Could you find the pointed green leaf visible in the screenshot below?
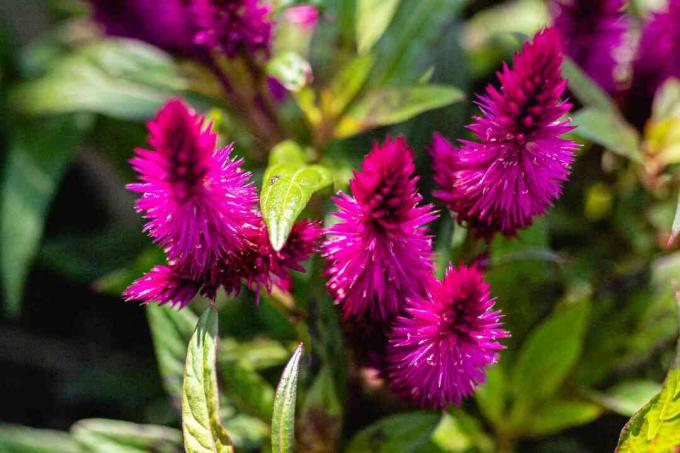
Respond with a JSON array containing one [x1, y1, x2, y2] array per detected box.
[[356, 0, 401, 54], [0, 424, 81, 453], [616, 298, 680, 452], [71, 419, 182, 453], [12, 39, 185, 120], [147, 304, 198, 406], [271, 344, 304, 453], [335, 84, 464, 138], [512, 299, 591, 407], [261, 141, 331, 251], [573, 108, 642, 163], [597, 380, 663, 417], [1, 115, 91, 317], [182, 308, 234, 453], [326, 54, 374, 117], [525, 400, 602, 436], [562, 58, 617, 114], [346, 412, 441, 453], [218, 358, 275, 421], [474, 364, 507, 425]]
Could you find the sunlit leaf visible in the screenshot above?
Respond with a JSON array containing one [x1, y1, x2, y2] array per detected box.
[[271, 344, 304, 453], [12, 39, 186, 120], [572, 108, 642, 163], [71, 418, 182, 453], [596, 380, 663, 417], [525, 400, 602, 436], [1, 115, 91, 317], [335, 84, 463, 138], [356, 0, 401, 54], [260, 141, 332, 251], [182, 308, 234, 453], [0, 424, 81, 453], [324, 54, 374, 117]]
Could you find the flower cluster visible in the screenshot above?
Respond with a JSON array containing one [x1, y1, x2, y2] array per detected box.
[[124, 99, 320, 308], [432, 29, 578, 238], [551, 0, 629, 94]]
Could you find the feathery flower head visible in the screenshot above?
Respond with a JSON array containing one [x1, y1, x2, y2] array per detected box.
[[89, 0, 195, 55], [123, 265, 200, 308], [192, 0, 273, 58], [226, 218, 323, 296], [128, 99, 258, 278], [551, 0, 629, 94], [386, 264, 509, 408], [434, 29, 577, 238], [633, 0, 680, 95], [324, 137, 436, 322]]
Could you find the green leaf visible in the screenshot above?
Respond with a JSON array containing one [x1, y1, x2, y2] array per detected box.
[[298, 366, 343, 452], [71, 419, 182, 453], [572, 108, 642, 163], [326, 54, 374, 117], [512, 299, 591, 410], [474, 364, 507, 425], [182, 308, 234, 453], [616, 299, 680, 452], [356, 0, 401, 54], [271, 343, 304, 453], [0, 424, 81, 453], [669, 190, 680, 247], [525, 400, 602, 436], [562, 58, 617, 114], [335, 84, 464, 138], [218, 358, 276, 421], [346, 412, 441, 453], [1, 115, 91, 317], [597, 380, 663, 417], [219, 338, 290, 370], [12, 39, 185, 120], [261, 141, 332, 251], [431, 411, 494, 453], [147, 305, 198, 407], [266, 51, 311, 92]]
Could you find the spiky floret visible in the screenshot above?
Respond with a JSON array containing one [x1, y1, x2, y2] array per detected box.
[[551, 0, 629, 94], [386, 264, 509, 408], [123, 265, 199, 308], [433, 29, 577, 238], [128, 99, 259, 278], [191, 0, 273, 58], [324, 137, 436, 322]]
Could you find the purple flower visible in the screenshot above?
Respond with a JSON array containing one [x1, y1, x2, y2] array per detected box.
[[324, 137, 436, 322], [551, 0, 629, 94], [386, 264, 509, 408], [89, 0, 195, 55], [633, 0, 680, 96], [433, 29, 577, 238], [191, 0, 273, 58], [123, 265, 199, 308], [128, 99, 259, 279]]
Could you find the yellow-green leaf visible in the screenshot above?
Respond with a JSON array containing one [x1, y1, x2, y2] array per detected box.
[[573, 108, 642, 163], [271, 344, 304, 453], [356, 0, 401, 54]]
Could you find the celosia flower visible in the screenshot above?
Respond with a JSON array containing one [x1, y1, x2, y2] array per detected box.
[[633, 0, 680, 95], [225, 218, 323, 296], [551, 0, 629, 94], [386, 264, 509, 408], [123, 265, 200, 308], [89, 0, 195, 55], [128, 99, 258, 278], [192, 0, 273, 57], [324, 137, 436, 322], [433, 29, 577, 238]]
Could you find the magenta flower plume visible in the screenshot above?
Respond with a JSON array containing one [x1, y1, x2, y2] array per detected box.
[[123, 265, 200, 308], [551, 0, 629, 94], [433, 29, 577, 238], [225, 218, 323, 296], [633, 0, 680, 96], [386, 264, 509, 408], [324, 137, 436, 322], [128, 99, 258, 278], [89, 0, 195, 55], [192, 0, 273, 58]]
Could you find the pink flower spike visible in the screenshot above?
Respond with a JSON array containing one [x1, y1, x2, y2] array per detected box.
[[128, 99, 259, 279], [433, 29, 578, 238], [324, 137, 436, 322], [386, 264, 509, 409], [123, 265, 200, 308]]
